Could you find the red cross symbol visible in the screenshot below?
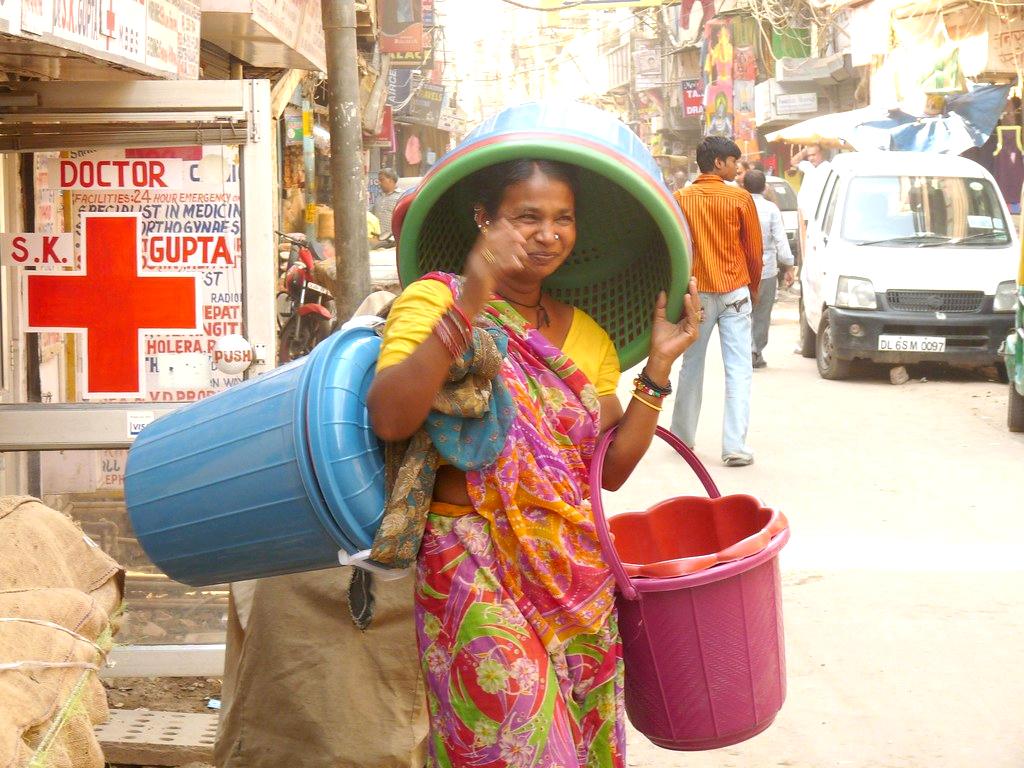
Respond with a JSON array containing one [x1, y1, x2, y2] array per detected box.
[[26, 215, 199, 397]]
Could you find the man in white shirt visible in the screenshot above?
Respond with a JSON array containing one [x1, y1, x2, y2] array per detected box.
[[743, 170, 794, 368], [791, 143, 831, 224]]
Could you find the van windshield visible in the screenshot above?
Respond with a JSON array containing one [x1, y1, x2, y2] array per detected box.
[[842, 175, 1011, 246], [767, 179, 798, 211]]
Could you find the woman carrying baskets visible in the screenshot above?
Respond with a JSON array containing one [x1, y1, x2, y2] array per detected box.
[[367, 158, 701, 768]]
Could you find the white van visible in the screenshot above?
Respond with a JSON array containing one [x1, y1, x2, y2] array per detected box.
[[798, 152, 1020, 379]]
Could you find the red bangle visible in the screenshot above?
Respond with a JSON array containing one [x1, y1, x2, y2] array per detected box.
[[449, 302, 473, 334]]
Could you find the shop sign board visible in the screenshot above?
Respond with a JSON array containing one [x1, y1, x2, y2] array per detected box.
[[988, 13, 1024, 72], [20, 0, 49, 33], [405, 83, 446, 128], [633, 38, 661, 91], [1, 233, 73, 268], [390, 44, 432, 69], [252, 0, 326, 72], [379, 0, 423, 54], [682, 78, 704, 118], [775, 92, 818, 115], [0, 0, 21, 34], [28, 146, 245, 400], [387, 67, 414, 110], [24, 213, 203, 398], [421, 0, 433, 27], [48, 157, 186, 190], [17, 0, 197, 77]]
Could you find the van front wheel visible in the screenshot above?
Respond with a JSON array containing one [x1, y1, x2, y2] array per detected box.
[[1009, 381, 1024, 432], [798, 300, 816, 358], [816, 310, 851, 380]]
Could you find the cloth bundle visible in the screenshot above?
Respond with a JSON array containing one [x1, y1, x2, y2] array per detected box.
[[370, 326, 513, 568]]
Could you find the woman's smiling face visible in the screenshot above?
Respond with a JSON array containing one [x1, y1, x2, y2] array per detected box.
[[494, 168, 577, 281]]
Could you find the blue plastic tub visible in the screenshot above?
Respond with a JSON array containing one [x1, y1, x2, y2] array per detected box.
[[125, 353, 356, 586], [305, 324, 386, 551]]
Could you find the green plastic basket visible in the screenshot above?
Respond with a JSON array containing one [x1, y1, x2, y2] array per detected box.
[[394, 105, 691, 371]]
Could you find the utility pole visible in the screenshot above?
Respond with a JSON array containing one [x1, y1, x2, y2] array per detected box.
[[322, 0, 371, 320]]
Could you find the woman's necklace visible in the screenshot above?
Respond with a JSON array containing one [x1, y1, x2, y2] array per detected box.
[[496, 292, 551, 328]]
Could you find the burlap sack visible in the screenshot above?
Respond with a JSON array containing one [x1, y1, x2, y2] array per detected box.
[[0, 496, 124, 768], [0, 496, 123, 618], [215, 568, 427, 768]]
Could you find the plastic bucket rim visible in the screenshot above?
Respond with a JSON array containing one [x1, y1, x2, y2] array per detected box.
[[304, 325, 383, 552], [611, 499, 787, 578], [395, 134, 689, 370], [625, 526, 790, 594], [292, 340, 361, 553]]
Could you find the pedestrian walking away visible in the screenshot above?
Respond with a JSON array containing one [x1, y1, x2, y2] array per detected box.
[[373, 167, 403, 240], [743, 169, 794, 368], [366, 158, 702, 767], [671, 136, 763, 466]]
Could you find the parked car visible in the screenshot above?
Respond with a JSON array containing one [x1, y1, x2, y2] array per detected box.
[[765, 174, 799, 260], [1004, 242, 1024, 431], [797, 151, 1019, 380]]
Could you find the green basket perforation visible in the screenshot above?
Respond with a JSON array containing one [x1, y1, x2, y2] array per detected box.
[[397, 139, 690, 370]]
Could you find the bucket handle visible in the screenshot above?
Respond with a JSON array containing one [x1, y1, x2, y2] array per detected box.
[[589, 425, 721, 601]]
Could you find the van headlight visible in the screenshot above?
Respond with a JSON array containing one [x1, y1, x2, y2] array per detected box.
[[836, 277, 877, 309], [994, 280, 1018, 312]]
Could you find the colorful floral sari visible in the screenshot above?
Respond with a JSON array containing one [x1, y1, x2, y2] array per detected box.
[[413, 273, 625, 768]]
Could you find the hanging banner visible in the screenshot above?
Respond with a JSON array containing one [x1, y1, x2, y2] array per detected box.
[[387, 68, 414, 113], [703, 18, 734, 138], [379, 0, 423, 54]]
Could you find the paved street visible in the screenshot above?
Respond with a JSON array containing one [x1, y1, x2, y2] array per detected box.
[[608, 295, 1024, 767]]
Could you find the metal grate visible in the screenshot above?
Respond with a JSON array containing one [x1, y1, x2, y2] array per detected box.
[[886, 290, 984, 313]]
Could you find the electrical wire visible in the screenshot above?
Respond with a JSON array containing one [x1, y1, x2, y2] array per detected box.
[[496, 0, 595, 10]]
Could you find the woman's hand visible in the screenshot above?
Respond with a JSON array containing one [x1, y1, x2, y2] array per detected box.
[[645, 277, 701, 382], [461, 218, 528, 314]]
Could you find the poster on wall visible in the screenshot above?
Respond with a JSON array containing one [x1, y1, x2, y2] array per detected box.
[[703, 18, 734, 138], [24, 146, 245, 400], [733, 80, 757, 156], [379, 0, 423, 54]]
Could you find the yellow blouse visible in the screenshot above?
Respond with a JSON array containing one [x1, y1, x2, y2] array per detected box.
[[377, 279, 621, 397]]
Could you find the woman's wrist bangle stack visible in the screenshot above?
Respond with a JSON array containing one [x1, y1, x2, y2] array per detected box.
[[630, 392, 663, 412], [632, 369, 672, 399], [434, 306, 473, 360]]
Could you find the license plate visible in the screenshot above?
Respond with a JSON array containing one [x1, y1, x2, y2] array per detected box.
[[878, 335, 946, 353], [305, 281, 330, 295]]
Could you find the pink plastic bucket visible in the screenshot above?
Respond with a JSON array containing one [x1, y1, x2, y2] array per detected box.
[[590, 426, 790, 751]]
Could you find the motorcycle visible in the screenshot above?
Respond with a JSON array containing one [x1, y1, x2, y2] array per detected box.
[[276, 232, 336, 364]]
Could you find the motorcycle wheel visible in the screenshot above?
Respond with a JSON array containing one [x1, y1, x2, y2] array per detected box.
[[278, 315, 319, 364]]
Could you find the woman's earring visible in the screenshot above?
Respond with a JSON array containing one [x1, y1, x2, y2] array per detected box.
[[554, 234, 560, 240]]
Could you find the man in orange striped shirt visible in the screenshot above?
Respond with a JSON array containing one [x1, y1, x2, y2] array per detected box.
[[670, 136, 763, 466]]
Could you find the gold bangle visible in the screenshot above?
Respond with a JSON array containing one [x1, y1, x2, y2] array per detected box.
[[631, 391, 663, 412], [479, 247, 498, 266]]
